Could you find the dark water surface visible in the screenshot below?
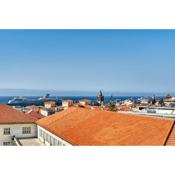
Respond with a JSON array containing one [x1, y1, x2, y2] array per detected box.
[[0, 96, 143, 105]]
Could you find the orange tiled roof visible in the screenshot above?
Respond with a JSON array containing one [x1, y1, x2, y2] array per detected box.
[[118, 105, 131, 111], [63, 100, 73, 103], [26, 111, 44, 119], [79, 99, 91, 102], [45, 101, 56, 104], [0, 105, 38, 124], [37, 107, 175, 146]]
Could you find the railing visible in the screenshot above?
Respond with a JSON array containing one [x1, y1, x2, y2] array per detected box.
[[11, 136, 22, 146]]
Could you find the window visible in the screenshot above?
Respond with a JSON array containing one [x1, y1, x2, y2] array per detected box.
[[4, 128, 10, 135], [39, 129, 43, 137], [46, 133, 49, 142], [43, 132, 46, 140], [22, 127, 31, 134], [58, 140, 62, 146], [46, 134, 51, 143], [50, 137, 53, 145], [3, 142, 11, 146], [48, 135, 51, 143], [53, 138, 56, 146]]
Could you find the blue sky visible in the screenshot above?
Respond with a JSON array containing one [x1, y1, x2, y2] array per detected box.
[[0, 30, 174, 95]]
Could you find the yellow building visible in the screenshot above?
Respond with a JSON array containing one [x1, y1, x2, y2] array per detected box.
[[62, 100, 74, 108], [44, 101, 56, 109]]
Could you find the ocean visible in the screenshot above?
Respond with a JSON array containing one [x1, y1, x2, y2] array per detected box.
[[0, 96, 142, 105]]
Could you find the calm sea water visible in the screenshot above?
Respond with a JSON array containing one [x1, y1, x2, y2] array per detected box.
[[0, 96, 142, 104]]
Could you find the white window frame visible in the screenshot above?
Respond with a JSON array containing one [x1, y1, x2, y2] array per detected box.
[[3, 142, 11, 146], [39, 129, 43, 137], [4, 128, 10, 135], [58, 140, 62, 146], [22, 127, 31, 134]]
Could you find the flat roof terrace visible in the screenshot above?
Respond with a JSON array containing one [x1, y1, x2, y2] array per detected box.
[[17, 138, 45, 146], [120, 111, 175, 118]]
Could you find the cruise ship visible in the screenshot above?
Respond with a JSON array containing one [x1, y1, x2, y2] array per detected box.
[[8, 94, 61, 106]]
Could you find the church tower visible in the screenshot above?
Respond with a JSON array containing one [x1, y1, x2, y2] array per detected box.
[[97, 90, 104, 106]]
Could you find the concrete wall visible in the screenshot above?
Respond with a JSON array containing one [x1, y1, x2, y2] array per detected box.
[[37, 126, 72, 146], [156, 109, 175, 115], [45, 102, 56, 109], [142, 108, 175, 115], [40, 109, 49, 116], [62, 101, 73, 107], [0, 123, 37, 146]]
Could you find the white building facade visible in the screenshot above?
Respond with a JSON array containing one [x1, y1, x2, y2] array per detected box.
[[37, 126, 72, 146], [0, 123, 37, 146]]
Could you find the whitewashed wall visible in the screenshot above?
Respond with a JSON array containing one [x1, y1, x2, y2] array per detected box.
[[37, 126, 72, 146], [156, 109, 175, 115], [0, 123, 37, 146], [40, 109, 49, 116]]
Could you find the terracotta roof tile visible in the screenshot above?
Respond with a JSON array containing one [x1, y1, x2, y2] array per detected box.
[[26, 111, 45, 120], [37, 107, 175, 146], [0, 105, 38, 124]]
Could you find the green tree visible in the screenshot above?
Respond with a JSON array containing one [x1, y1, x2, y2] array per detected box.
[[159, 99, 165, 107], [109, 95, 116, 111], [151, 96, 156, 105]]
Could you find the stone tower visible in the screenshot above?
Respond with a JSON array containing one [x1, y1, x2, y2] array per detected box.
[[97, 90, 104, 106]]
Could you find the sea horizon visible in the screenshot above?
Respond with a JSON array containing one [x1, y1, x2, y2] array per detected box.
[[0, 88, 173, 97], [0, 95, 165, 105]]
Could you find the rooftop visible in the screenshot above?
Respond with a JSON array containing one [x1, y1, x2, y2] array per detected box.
[[63, 100, 73, 103], [37, 107, 175, 146], [0, 105, 38, 124], [17, 138, 45, 146], [79, 99, 91, 102], [26, 111, 45, 119]]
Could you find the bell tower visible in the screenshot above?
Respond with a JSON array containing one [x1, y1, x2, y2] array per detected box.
[[97, 90, 104, 106]]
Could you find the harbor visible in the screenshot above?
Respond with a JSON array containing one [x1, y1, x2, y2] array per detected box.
[[1, 91, 175, 119]]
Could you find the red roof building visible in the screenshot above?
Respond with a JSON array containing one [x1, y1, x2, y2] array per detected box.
[[0, 105, 38, 124], [37, 107, 175, 146], [0, 105, 39, 146]]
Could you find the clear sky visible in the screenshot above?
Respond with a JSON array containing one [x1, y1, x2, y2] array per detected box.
[[0, 30, 175, 95]]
